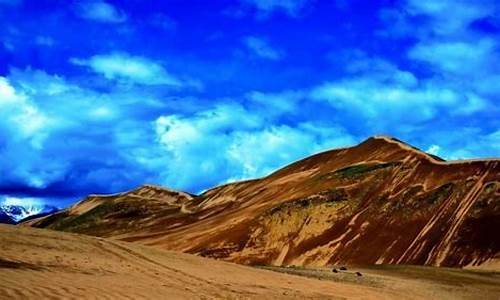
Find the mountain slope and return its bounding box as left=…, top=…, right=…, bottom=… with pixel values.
left=0, top=211, right=14, bottom=224
left=27, top=136, right=500, bottom=268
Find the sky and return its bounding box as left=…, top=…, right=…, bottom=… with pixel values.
left=0, top=0, right=499, bottom=207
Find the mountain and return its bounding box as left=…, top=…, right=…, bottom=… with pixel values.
left=26, top=136, right=500, bottom=269
left=0, top=204, right=58, bottom=224
left=0, top=210, right=15, bottom=224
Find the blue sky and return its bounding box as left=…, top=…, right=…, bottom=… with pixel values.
left=0, top=0, right=499, bottom=207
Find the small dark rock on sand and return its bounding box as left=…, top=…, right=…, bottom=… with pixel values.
left=355, top=272, right=362, bottom=277
left=339, top=266, right=347, bottom=271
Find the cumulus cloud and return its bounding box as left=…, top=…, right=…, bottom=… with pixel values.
left=246, top=90, right=304, bottom=115
left=0, top=69, right=172, bottom=205
left=368, top=0, right=500, bottom=155
left=0, top=77, right=49, bottom=147
left=2, top=0, right=499, bottom=209
left=70, top=53, right=187, bottom=87
left=154, top=103, right=355, bottom=190
left=0, top=67, right=357, bottom=204
left=409, top=39, right=496, bottom=74
left=404, top=0, right=494, bottom=36
left=419, top=127, right=500, bottom=160
left=74, top=0, right=127, bottom=23
left=0, top=76, right=65, bottom=190
left=310, top=50, right=492, bottom=133
left=311, top=78, right=488, bottom=125
left=226, top=124, right=355, bottom=180
left=243, top=36, right=283, bottom=60
left=426, top=145, right=441, bottom=156
left=1, top=196, right=42, bottom=206
left=380, top=0, right=500, bottom=86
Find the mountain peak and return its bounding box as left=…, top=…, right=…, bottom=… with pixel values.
left=359, top=135, right=445, bottom=162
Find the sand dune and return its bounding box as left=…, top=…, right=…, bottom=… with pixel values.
left=2, top=225, right=499, bottom=299
left=0, top=224, right=407, bottom=299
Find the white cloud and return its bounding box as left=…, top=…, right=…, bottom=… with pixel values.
left=0, top=69, right=171, bottom=195
left=247, top=90, right=304, bottom=115
left=0, top=75, right=73, bottom=191
left=311, top=78, right=462, bottom=124
left=409, top=39, right=496, bottom=74
left=1, top=196, right=42, bottom=206
left=341, top=52, right=418, bottom=87
left=309, top=50, right=494, bottom=133
left=426, top=144, right=440, bottom=156
left=421, top=128, right=500, bottom=160
left=0, top=77, right=49, bottom=146
left=74, top=0, right=127, bottom=23
left=0, top=76, right=19, bottom=104
left=380, top=0, right=500, bottom=85
left=70, top=53, right=185, bottom=86
left=404, top=0, right=494, bottom=35
left=154, top=103, right=355, bottom=190
left=243, top=36, right=283, bottom=60
left=372, top=1, right=499, bottom=145
left=226, top=124, right=355, bottom=180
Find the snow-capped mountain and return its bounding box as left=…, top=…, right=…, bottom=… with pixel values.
left=0, top=204, right=59, bottom=223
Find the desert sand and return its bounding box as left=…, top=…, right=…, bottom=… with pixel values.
left=0, top=224, right=408, bottom=299
left=262, top=265, right=500, bottom=300
left=2, top=225, right=499, bottom=299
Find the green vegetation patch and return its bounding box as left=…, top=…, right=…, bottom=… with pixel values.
left=318, top=188, right=349, bottom=203
left=51, top=200, right=146, bottom=232
left=267, top=188, right=349, bottom=215
left=334, top=162, right=401, bottom=179
left=385, top=183, right=455, bottom=216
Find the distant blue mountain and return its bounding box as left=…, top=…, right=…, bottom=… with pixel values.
left=0, top=210, right=15, bottom=224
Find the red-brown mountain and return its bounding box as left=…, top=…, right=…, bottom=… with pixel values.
left=26, top=136, right=500, bottom=269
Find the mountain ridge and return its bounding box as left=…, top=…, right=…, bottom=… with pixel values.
left=25, top=136, right=500, bottom=269
left=0, top=204, right=58, bottom=224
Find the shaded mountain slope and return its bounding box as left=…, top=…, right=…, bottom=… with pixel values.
left=27, top=136, right=500, bottom=268
left=0, top=211, right=14, bottom=224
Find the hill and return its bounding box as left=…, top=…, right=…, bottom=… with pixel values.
left=26, top=136, right=500, bottom=268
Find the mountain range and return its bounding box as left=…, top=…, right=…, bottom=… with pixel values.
left=24, top=136, right=500, bottom=269
left=0, top=204, right=58, bottom=224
